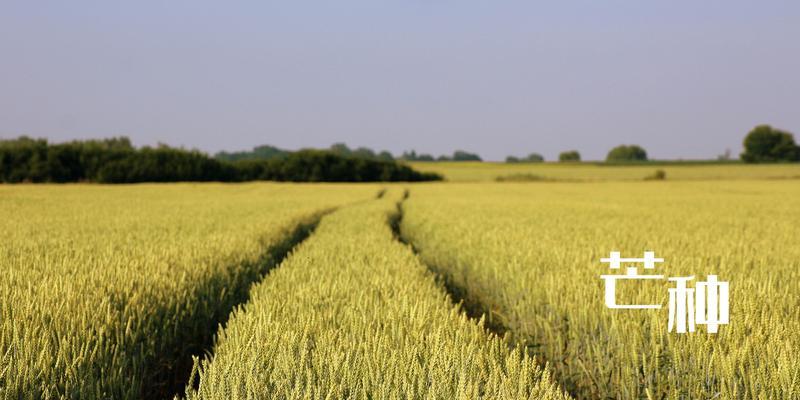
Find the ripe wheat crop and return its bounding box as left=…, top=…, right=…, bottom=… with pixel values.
left=409, top=161, right=800, bottom=182
left=3, top=178, right=797, bottom=399
left=400, top=181, right=800, bottom=399
left=183, top=188, right=569, bottom=400
left=0, top=183, right=374, bottom=399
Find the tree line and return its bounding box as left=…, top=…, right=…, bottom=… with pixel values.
left=505, top=125, right=800, bottom=163
left=0, top=137, right=441, bottom=183
left=216, top=143, right=483, bottom=163
left=2, top=124, right=796, bottom=183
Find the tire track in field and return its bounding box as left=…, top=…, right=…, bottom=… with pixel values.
left=163, top=189, right=387, bottom=399
left=148, top=210, right=332, bottom=400
left=390, top=191, right=578, bottom=400
left=389, top=190, right=508, bottom=337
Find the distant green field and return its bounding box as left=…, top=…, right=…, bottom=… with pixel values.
left=409, top=161, right=800, bottom=182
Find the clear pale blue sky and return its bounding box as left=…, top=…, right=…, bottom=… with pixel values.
left=1, top=1, right=798, bottom=161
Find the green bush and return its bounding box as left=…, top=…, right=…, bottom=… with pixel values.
left=525, top=153, right=545, bottom=162
left=506, top=153, right=544, bottom=163
left=606, top=145, right=648, bottom=162
left=644, top=169, right=666, bottom=180
left=451, top=150, right=482, bottom=161
left=495, top=173, right=549, bottom=182
left=558, top=150, right=581, bottom=162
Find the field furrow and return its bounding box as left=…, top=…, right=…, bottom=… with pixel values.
left=183, top=188, right=569, bottom=400
left=390, top=192, right=509, bottom=337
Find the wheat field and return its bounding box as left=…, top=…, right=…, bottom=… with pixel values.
left=184, top=188, right=567, bottom=400
left=0, top=183, right=374, bottom=399
left=1, top=176, right=798, bottom=399
left=400, top=181, right=800, bottom=399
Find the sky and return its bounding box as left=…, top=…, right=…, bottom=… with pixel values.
left=1, top=1, right=798, bottom=161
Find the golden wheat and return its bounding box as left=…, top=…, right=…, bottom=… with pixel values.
left=183, top=188, right=568, bottom=400
left=0, top=183, right=374, bottom=399
left=401, top=181, right=800, bottom=399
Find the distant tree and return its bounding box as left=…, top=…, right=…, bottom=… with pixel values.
left=741, top=125, right=800, bottom=162
left=329, top=143, right=352, bottom=156
left=506, top=153, right=543, bottom=163
left=377, top=150, right=394, bottom=161
left=525, top=153, right=544, bottom=162
left=400, top=150, right=479, bottom=162
left=606, top=145, right=648, bottom=162
left=400, top=150, right=418, bottom=161
left=399, top=150, right=437, bottom=161
left=215, top=144, right=289, bottom=162
left=559, top=150, right=581, bottom=162
left=451, top=150, right=482, bottom=161
left=351, top=147, right=377, bottom=159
